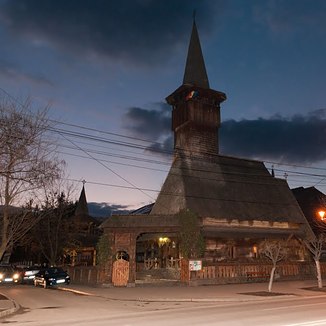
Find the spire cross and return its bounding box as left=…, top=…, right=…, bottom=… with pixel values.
left=82, top=179, right=86, bottom=186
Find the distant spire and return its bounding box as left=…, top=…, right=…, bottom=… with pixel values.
left=183, top=19, right=210, bottom=89
left=75, top=184, right=89, bottom=217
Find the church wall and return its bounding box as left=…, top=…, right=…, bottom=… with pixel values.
left=173, top=96, right=220, bottom=155
left=175, top=125, right=218, bottom=155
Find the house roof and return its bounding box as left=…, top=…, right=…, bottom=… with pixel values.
left=100, top=214, right=179, bottom=232
left=130, top=203, right=154, bottom=215
left=150, top=153, right=311, bottom=228
left=292, top=186, right=326, bottom=234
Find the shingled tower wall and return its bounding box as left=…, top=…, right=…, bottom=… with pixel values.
left=166, top=21, right=226, bottom=157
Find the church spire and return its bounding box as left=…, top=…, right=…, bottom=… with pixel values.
left=183, top=19, right=209, bottom=89
left=75, top=183, right=89, bottom=217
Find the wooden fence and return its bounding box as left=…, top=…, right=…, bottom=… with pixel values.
left=65, top=265, right=106, bottom=285
left=65, top=261, right=326, bottom=286
left=189, top=262, right=326, bottom=285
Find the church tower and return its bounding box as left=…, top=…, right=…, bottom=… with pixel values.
left=75, top=184, right=89, bottom=219
left=166, top=20, right=226, bottom=157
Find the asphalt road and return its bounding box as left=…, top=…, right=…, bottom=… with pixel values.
left=1, top=284, right=326, bottom=325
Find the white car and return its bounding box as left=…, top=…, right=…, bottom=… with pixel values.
left=23, top=266, right=41, bottom=284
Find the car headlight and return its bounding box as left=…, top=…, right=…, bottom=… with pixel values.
left=48, top=278, right=55, bottom=281
left=13, top=273, right=19, bottom=280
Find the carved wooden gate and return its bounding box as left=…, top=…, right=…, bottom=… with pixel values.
left=112, top=259, right=129, bottom=286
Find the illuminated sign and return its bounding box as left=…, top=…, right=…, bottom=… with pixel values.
left=189, top=260, right=202, bottom=271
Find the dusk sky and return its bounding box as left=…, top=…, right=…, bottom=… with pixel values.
left=1, top=0, right=326, bottom=212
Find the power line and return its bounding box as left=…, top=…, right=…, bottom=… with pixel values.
left=60, top=133, right=157, bottom=202
left=64, top=177, right=303, bottom=208
left=1, top=85, right=326, bottom=172
left=1, top=86, right=326, bottom=191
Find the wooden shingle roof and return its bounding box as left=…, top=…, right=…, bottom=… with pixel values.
left=150, top=153, right=310, bottom=227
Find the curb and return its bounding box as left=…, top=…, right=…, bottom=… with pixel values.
left=57, top=286, right=297, bottom=303
left=0, top=295, right=20, bottom=319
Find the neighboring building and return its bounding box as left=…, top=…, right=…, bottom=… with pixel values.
left=64, top=185, right=102, bottom=266
left=101, top=20, right=313, bottom=286
left=292, top=186, right=326, bottom=236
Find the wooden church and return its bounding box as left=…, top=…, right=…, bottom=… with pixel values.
left=101, top=20, right=313, bottom=286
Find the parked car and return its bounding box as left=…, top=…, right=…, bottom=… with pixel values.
left=0, top=265, right=22, bottom=284
left=22, top=265, right=41, bottom=284
left=34, top=267, right=70, bottom=288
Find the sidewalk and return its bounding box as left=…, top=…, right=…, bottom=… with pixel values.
left=1, top=280, right=326, bottom=318
left=0, top=293, right=20, bottom=318
left=59, top=279, right=326, bottom=302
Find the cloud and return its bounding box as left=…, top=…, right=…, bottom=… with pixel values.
left=123, top=105, right=326, bottom=164
left=123, top=102, right=173, bottom=156
left=123, top=102, right=171, bottom=139
left=253, top=0, right=326, bottom=36
left=0, top=59, right=54, bottom=86
left=146, top=136, right=173, bottom=156
left=220, top=110, right=326, bottom=164
left=88, top=202, right=130, bottom=218
left=0, top=0, right=221, bottom=66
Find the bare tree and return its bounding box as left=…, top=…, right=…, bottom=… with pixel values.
left=302, top=234, right=325, bottom=289
left=300, top=195, right=326, bottom=289
left=259, top=239, right=287, bottom=292
left=33, top=190, right=76, bottom=266
left=0, top=96, right=64, bottom=261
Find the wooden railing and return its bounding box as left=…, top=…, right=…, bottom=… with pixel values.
left=144, top=257, right=181, bottom=270
left=144, top=258, right=160, bottom=270
left=166, top=257, right=181, bottom=269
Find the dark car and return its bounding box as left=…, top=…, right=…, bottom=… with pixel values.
left=0, top=265, right=22, bottom=284
left=34, top=267, right=70, bottom=289
left=23, top=266, right=41, bottom=284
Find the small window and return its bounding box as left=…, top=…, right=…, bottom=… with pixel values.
left=115, top=251, right=129, bottom=261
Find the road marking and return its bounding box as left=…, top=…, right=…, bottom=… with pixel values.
left=283, top=319, right=326, bottom=326
left=58, top=287, right=94, bottom=296
left=263, top=301, right=326, bottom=311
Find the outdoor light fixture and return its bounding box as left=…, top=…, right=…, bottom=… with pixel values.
left=158, top=237, right=170, bottom=246
left=253, top=245, right=257, bottom=254
left=318, top=210, right=326, bottom=220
